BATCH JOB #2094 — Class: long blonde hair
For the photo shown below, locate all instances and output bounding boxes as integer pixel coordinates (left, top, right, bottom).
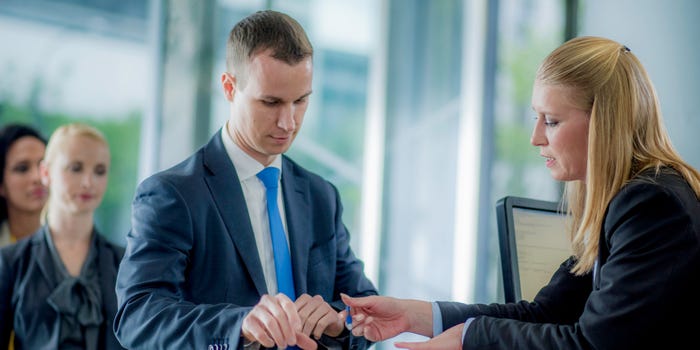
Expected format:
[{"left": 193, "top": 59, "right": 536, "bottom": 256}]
[{"left": 536, "top": 36, "right": 700, "bottom": 274}]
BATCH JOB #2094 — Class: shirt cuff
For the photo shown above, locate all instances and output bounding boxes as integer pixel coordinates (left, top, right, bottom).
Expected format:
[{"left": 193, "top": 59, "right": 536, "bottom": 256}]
[
  {"left": 431, "top": 302, "right": 443, "bottom": 337},
  {"left": 243, "top": 339, "right": 260, "bottom": 350},
  {"left": 461, "top": 317, "right": 475, "bottom": 345}
]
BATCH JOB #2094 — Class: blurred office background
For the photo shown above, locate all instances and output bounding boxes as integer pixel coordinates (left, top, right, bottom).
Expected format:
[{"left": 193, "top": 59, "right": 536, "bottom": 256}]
[{"left": 1, "top": 0, "right": 698, "bottom": 346}]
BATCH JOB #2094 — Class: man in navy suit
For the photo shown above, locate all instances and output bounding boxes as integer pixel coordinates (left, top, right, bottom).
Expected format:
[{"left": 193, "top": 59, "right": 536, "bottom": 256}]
[{"left": 114, "top": 10, "right": 377, "bottom": 350}]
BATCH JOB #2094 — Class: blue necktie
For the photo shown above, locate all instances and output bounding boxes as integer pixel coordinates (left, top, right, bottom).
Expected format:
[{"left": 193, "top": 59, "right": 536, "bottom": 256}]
[{"left": 257, "top": 167, "right": 296, "bottom": 300}]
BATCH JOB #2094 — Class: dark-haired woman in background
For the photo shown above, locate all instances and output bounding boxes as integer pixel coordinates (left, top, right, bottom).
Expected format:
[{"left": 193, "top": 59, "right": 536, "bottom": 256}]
[{"left": 0, "top": 123, "right": 48, "bottom": 247}]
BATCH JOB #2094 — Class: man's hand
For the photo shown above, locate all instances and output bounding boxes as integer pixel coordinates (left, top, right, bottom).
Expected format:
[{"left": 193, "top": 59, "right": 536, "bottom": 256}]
[
  {"left": 241, "top": 294, "right": 317, "bottom": 349},
  {"left": 295, "top": 294, "right": 345, "bottom": 339}
]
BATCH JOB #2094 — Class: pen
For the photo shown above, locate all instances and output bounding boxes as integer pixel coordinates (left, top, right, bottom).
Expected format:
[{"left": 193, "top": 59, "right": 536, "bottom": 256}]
[{"left": 345, "top": 305, "right": 352, "bottom": 330}]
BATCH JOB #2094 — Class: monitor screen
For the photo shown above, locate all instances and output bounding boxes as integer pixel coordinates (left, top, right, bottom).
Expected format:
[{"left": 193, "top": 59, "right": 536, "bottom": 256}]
[{"left": 496, "top": 196, "right": 572, "bottom": 303}]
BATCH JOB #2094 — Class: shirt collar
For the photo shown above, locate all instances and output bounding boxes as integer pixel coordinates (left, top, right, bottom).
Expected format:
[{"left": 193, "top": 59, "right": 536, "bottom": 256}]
[{"left": 220, "top": 122, "right": 282, "bottom": 182}]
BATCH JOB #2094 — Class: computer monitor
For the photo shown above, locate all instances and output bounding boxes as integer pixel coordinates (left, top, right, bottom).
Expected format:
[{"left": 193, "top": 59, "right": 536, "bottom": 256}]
[{"left": 496, "top": 196, "right": 572, "bottom": 303}]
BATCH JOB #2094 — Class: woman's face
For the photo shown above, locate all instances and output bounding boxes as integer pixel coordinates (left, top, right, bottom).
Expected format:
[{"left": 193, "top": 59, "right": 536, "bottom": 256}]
[
  {"left": 0, "top": 136, "right": 48, "bottom": 216},
  {"left": 42, "top": 135, "right": 110, "bottom": 216},
  {"left": 530, "top": 81, "right": 590, "bottom": 182}
]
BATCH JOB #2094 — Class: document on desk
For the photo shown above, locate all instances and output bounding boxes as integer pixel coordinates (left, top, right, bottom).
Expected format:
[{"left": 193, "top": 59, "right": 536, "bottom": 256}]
[{"left": 513, "top": 207, "right": 572, "bottom": 301}]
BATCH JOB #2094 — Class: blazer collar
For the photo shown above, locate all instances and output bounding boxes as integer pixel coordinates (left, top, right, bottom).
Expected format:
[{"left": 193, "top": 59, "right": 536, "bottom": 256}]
[
  {"left": 281, "top": 158, "right": 312, "bottom": 295},
  {"left": 31, "top": 226, "right": 57, "bottom": 287},
  {"left": 31, "top": 226, "right": 108, "bottom": 286},
  {"left": 202, "top": 130, "right": 268, "bottom": 296}
]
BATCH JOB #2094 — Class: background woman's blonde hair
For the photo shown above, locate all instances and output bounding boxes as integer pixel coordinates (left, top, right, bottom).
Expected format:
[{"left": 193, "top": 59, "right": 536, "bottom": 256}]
[
  {"left": 536, "top": 36, "right": 700, "bottom": 274},
  {"left": 41, "top": 123, "right": 109, "bottom": 223},
  {"left": 44, "top": 123, "right": 108, "bottom": 166}
]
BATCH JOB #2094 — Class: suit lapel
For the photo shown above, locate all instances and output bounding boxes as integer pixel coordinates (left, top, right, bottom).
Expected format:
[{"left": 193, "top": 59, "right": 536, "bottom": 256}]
[
  {"left": 95, "top": 232, "right": 118, "bottom": 317},
  {"left": 202, "top": 131, "right": 268, "bottom": 296},
  {"left": 33, "top": 226, "right": 59, "bottom": 288},
  {"left": 281, "top": 157, "right": 312, "bottom": 295}
]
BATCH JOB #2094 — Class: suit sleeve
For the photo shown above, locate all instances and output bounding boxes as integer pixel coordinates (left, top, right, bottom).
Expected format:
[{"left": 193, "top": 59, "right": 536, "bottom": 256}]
[
  {"left": 113, "top": 176, "right": 250, "bottom": 349},
  {"left": 438, "top": 256, "right": 591, "bottom": 328},
  {"left": 445, "top": 180, "right": 699, "bottom": 349}
]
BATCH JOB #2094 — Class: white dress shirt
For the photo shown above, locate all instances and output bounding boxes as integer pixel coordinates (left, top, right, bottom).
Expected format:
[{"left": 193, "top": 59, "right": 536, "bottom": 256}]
[{"left": 221, "top": 123, "right": 290, "bottom": 295}]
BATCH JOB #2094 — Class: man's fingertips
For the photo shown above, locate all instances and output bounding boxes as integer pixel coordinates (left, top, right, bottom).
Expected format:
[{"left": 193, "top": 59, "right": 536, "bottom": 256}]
[{"left": 352, "top": 326, "right": 363, "bottom": 337}]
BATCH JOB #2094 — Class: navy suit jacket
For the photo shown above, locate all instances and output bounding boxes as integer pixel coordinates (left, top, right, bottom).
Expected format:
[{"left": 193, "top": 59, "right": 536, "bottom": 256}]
[
  {"left": 0, "top": 226, "right": 125, "bottom": 350},
  {"left": 114, "top": 130, "right": 377, "bottom": 349},
  {"left": 438, "top": 168, "right": 700, "bottom": 349}
]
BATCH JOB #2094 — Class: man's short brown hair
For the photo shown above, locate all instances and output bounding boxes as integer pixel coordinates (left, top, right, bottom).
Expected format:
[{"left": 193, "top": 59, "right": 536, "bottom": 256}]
[{"left": 226, "top": 10, "right": 313, "bottom": 85}]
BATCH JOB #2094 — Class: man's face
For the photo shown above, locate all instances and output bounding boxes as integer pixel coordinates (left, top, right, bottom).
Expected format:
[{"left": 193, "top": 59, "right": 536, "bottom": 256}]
[{"left": 223, "top": 50, "right": 313, "bottom": 166}]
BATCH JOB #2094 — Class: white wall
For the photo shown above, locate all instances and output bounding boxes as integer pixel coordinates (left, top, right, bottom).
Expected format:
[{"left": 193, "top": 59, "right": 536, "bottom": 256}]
[{"left": 579, "top": 0, "right": 700, "bottom": 167}]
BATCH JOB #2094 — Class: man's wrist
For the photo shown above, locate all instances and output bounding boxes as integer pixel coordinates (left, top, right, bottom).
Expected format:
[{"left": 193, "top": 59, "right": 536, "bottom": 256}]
[
  {"left": 318, "top": 330, "right": 351, "bottom": 350},
  {"left": 242, "top": 338, "right": 261, "bottom": 350}
]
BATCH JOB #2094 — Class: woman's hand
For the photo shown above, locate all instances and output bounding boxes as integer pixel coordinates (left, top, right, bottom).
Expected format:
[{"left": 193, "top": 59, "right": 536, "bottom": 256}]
[{"left": 394, "top": 323, "right": 464, "bottom": 350}]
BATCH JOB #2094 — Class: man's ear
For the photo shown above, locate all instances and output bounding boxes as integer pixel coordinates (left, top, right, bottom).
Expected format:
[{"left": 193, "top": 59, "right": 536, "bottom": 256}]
[
  {"left": 221, "top": 72, "right": 236, "bottom": 102},
  {"left": 39, "top": 160, "right": 50, "bottom": 187}
]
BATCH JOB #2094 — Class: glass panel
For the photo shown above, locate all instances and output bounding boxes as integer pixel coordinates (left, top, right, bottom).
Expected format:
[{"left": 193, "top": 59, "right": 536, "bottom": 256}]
[
  {"left": 493, "top": 0, "right": 565, "bottom": 202},
  {"left": 579, "top": 0, "right": 700, "bottom": 168},
  {"left": 379, "top": 0, "right": 463, "bottom": 346},
  {"left": 382, "top": 0, "right": 463, "bottom": 303},
  {"left": 0, "top": 0, "right": 149, "bottom": 244},
  {"left": 486, "top": 0, "right": 566, "bottom": 301}
]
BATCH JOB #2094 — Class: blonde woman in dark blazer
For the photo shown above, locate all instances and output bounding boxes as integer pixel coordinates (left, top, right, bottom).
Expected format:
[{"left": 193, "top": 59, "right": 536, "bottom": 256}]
[
  {"left": 343, "top": 36, "right": 700, "bottom": 349},
  {"left": 0, "top": 123, "right": 125, "bottom": 350}
]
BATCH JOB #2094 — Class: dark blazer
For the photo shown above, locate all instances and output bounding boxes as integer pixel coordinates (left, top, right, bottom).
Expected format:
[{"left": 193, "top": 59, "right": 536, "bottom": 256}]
[
  {"left": 114, "top": 130, "right": 377, "bottom": 349},
  {"left": 439, "top": 167, "right": 700, "bottom": 349},
  {"left": 0, "top": 226, "right": 125, "bottom": 350}
]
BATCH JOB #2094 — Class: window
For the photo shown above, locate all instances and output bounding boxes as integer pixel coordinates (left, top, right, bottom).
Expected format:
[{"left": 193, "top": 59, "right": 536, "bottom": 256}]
[{"left": 0, "top": 0, "right": 150, "bottom": 244}]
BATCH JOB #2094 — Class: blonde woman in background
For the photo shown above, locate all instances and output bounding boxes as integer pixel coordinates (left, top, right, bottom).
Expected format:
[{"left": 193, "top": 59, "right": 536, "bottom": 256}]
[
  {"left": 0, "top": 124, "right": 48, "bottom": 246},
  {"left": 0, "top": 123, "right": 125, "bottom": 350}
]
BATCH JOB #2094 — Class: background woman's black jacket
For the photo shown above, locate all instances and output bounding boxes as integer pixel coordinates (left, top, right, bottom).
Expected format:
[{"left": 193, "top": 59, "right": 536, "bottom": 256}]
[{"left": 0, "top": 226, "right": 125, "bottom": 350}]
